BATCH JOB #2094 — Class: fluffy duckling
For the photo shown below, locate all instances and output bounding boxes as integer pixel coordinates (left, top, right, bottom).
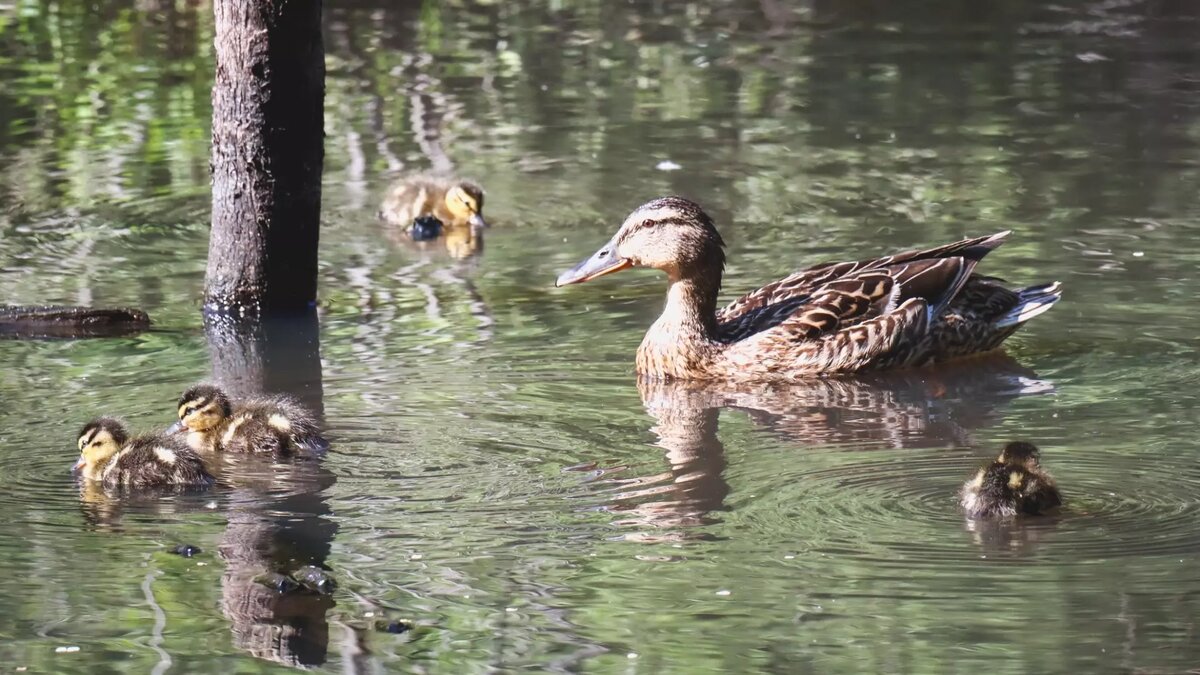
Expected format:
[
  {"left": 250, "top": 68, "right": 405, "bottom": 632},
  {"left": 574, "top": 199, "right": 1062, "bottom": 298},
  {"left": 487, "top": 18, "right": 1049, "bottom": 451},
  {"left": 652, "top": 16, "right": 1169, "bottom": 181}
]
[
  {"left": 960, "top": 442, "right": 1062, "bottom": 518},
  {"left": 378, "top": 174, "right": 488, "bottom": 230},
  {"left": 75, "top": 417, "right": 214, "bottom": 489},
  {"left": 174, "top": 384, "right": 328, "bottom": 456}
]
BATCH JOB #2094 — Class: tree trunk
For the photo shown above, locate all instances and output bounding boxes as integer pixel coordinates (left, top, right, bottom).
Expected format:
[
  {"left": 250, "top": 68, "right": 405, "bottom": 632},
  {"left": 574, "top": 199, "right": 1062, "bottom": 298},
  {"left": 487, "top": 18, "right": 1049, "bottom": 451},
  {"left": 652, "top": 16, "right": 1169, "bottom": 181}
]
[{"left": 207, "top": 0, "right": 325, "bottom": 315}]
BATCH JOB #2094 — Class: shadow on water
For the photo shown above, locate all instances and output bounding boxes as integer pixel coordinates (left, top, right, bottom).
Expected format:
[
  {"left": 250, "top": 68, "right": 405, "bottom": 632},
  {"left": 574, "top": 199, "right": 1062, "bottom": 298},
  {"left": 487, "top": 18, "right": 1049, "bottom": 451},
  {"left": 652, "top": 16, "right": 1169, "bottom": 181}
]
[
  {"left": 203, "top": 310, "right": 337, "bottom": 668},
  {"left": 593, "top": 354, "right": 1053, "bottom": 543}
]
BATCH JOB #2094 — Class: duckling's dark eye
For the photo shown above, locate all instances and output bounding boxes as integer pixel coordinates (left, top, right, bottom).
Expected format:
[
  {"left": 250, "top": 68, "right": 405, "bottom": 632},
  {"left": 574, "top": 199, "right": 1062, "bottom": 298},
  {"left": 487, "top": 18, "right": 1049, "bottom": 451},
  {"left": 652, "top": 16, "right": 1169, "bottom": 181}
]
[
  {"left": 184, "top": 406, "right": 197, "bottom": 416},
  {"left": 642, "top": 219, "right": 658, "bottom": 228}
]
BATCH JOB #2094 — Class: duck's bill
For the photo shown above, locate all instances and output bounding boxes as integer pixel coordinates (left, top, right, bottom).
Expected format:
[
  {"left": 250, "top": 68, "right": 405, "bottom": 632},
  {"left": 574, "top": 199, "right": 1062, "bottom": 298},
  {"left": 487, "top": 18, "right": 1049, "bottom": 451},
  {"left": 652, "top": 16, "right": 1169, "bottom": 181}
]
[
  {"left": 71, "top": 456, "right": 85, "bottom": 473},
  {"left": 468, "top": 212, "right": 489, "bottom": 229},
  {"left": 166, "top": 420, "right": 185, "bottom": 435},
  {"left": 555, "top": 243, "right": 632, "bottom": 287}
]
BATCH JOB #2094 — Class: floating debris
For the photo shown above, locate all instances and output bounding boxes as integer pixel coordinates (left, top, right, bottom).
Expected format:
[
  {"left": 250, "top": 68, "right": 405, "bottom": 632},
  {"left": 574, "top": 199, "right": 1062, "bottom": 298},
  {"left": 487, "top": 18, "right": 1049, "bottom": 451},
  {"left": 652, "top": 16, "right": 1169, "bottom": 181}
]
[
  {"left": 54, "top": 646, "right": 80, "bottom": 654},
  {"left": 410, "top": 215, "right": 444, "bottom": 241},
  {"left": 169, "top": 544, "right": 202, "bottom": 557},
  {"left": 254, "top": 573, "right": 301, "bottom": 594},
  {"left": 375, "top": 619, "right": 414, "bottom": 634},
  {"left": 655, "top": 160, "right": 682, "bottom": 171},
  {"left": 293, "top": 565, "right": 337, "bottom": 595}
]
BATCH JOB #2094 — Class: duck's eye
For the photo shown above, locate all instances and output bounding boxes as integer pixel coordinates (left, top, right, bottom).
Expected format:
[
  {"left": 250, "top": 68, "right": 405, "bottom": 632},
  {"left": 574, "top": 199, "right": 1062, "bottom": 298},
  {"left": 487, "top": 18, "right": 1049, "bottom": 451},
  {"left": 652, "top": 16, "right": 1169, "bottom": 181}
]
[
  {"left": 184, "top": 406, "right": 197, "bottom": 416},
  {"left": 642, "top": 219, "right": 658, "bottom": 228}
]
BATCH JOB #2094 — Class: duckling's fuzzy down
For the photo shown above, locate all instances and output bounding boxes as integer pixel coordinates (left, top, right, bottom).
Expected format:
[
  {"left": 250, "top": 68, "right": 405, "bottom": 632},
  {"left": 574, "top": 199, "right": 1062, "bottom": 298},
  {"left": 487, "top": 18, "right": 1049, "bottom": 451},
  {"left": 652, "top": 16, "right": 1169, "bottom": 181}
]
[
  {"left": 378, "top": 174, "right": 487, "bottom": 230},
  {"left": 76, "top": 418, "right": 213, "bottom": 490},
  {"left": 177, "top": 384, "right": 328, "bottom": 456},
  {"left": 960, "top": 442, "right": 1062, "bottom": 518},
  {"left": 101, "top": 436, "right": 215, "bottom": 489}
]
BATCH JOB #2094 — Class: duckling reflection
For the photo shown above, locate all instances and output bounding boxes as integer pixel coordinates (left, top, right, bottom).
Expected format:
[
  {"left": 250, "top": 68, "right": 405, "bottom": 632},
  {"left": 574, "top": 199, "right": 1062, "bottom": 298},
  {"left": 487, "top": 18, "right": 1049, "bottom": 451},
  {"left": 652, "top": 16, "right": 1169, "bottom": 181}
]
[
  {"left": 592, "top": 355, "right": 1052, "bottom": 542},
  {"left": 383, "top": 214, "right": 486, "bottom": 260}
]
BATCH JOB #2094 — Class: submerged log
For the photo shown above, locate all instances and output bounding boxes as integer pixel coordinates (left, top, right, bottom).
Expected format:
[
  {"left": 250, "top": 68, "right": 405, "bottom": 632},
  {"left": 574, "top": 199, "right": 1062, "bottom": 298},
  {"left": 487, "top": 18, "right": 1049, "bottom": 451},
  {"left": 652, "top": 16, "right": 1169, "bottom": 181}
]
[
  {"left": 206, "top": 0, "right": 325, "bottom": 315},
  {"left": 0, "top": 304, "right": 150, "bottom": 338}
]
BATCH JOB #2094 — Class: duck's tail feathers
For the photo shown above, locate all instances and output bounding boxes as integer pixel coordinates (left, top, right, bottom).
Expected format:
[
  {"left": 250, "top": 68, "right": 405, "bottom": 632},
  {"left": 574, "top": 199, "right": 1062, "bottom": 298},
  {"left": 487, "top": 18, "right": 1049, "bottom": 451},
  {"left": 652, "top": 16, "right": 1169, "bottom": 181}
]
[
  {"left": 957, "top": 230, "right": 1012, "bottom": 262},
  {"left": 994, "top": 282, "right": 1062, "bottom": 328}
]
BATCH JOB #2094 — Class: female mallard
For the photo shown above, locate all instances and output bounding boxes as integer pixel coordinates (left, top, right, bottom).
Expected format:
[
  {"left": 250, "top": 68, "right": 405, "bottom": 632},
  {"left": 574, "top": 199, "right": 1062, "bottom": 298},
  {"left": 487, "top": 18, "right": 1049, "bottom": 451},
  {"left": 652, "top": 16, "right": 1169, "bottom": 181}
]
[
  {"left": 960, "top": 442, "right": 1062, "bottom": 518},
  {"left": 378, "top": 174, "right": 488, "bottom": 230},
  {"left": 556, "top": 196, "right": 1061, "bottom": 380},
  {"left": 75, "top": 417, "right": 214, "bottom": 489},
  {"left": 173, "top": 384, "right": 328, "bottom": 456}
]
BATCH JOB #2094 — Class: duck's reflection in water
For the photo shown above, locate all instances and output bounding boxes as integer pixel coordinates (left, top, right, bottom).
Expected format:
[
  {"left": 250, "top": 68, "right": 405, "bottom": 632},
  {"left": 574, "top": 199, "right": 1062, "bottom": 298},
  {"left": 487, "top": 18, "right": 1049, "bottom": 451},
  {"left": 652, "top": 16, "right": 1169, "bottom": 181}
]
[
  {"left": 595, "top": 354, "right": 1053, "bottom": 542},
  {"left": 204, "top": 311, "right": 338, "bottom": 668},
  {"left": 599, "top": 388, "right": 730, "bottom": 542}
]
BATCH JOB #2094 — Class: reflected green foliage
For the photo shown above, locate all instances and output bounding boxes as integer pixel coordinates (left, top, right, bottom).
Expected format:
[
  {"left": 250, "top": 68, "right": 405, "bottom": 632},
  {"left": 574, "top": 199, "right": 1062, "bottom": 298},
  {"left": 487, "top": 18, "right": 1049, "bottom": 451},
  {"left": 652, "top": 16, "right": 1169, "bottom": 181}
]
[{"left": 1, "top": 0, "right": 1200, "bottom": 672}]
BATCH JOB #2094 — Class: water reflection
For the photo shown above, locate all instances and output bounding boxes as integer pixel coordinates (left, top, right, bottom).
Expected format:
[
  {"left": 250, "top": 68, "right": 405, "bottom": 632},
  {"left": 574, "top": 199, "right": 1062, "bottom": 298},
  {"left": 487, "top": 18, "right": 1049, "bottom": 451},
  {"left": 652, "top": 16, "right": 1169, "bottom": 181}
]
[
  {"left": 383, "top": 220, "right": 485, "bottom": 260},
  {"left": 963, "top": 513, "right": 1064, "bottom": 558},
  {"left": 598, "top": 355, "right": 1052, "bottom": 541},
  {"left": 203, "top": 311, "right": 336, "bottom": 668},
  {"left": 597, "top": 380, "right": 730, "bottom": 542}
]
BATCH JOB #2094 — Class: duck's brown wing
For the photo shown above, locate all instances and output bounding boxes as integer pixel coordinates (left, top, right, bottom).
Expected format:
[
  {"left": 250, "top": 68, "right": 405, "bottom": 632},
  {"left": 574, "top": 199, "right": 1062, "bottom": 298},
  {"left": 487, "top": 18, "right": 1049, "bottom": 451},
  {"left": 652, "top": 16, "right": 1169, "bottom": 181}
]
[
  {"left": 718, "top": 233, "right": 1012, "bottom": 375},
  {"left": 724, "top": 296, "right": 933, "bottom": 375},
  {"left": 717, "top": 232, "right": 1010, "bottom": 342}
]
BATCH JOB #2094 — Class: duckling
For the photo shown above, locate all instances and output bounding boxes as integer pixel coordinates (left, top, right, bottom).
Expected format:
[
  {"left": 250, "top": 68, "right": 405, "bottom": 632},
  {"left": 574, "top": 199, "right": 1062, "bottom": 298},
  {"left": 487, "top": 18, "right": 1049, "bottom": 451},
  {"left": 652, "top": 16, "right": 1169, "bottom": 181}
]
[
  {"left": 378, "top": 174, "right": 488, "bottom": 230},
  {"left": 74, "top": 417, "right": 214, "bottom": 490},
  {"left": 174, "top": 384, "right": 328, "bottom": 456},
  {"left": 960, "top": 441, "right": 1062, "bottom": 518}
]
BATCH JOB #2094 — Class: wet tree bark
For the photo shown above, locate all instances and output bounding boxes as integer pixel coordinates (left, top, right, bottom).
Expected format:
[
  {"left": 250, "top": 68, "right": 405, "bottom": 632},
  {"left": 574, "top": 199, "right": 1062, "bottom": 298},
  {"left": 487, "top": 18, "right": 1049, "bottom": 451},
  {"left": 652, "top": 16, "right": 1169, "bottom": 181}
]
[{"left": 207, "top": 0, "right": 325, "bottom": 315}]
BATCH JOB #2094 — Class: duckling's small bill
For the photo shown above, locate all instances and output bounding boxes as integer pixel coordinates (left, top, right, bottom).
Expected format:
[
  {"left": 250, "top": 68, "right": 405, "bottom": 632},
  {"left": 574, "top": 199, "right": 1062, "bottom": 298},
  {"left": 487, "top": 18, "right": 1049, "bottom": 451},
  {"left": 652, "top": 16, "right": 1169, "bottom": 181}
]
[{"left": 556, "top": 238, "right": 632, "bottom": 287}]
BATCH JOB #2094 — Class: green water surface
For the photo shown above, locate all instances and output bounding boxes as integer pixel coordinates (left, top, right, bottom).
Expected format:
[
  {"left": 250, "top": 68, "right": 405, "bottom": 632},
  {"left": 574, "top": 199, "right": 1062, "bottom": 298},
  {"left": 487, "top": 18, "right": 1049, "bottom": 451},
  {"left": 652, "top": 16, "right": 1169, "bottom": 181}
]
[{"left": 1, "top": 1, "right": 1199, "bottom": 672}]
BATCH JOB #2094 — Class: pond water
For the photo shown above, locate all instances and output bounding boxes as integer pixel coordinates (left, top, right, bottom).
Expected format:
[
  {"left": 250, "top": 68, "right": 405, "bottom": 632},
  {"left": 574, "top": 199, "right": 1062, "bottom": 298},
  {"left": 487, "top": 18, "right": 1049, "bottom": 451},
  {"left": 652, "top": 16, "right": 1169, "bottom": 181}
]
[{"left": 1, "top": 0, "right": 1199, "bottom": 672}]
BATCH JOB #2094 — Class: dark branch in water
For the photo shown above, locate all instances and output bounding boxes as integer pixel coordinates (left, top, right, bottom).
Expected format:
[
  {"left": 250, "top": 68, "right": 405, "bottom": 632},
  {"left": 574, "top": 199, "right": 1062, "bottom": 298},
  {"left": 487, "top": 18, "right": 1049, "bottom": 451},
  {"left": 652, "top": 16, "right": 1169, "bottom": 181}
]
[{"left": 0, "top": 305, "right": 150, "bottom": 338}]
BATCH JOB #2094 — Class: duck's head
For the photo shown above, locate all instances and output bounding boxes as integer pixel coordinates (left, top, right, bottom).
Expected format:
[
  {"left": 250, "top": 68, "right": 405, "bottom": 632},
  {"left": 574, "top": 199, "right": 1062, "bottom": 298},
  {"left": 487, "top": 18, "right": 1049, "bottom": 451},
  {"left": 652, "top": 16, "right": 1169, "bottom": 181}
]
[
  {"left": 75, "top": 417, "right": 129, "bottom": 480},
  {"left": 996, "top": 441, "right": 1042, "bottom": 470},
  {"left": 174, "top": 384, "right": 232, "bottom": 433},
  {"left": 443, "top": 182, "right": 487, "bottom": 229},
  {"left": 556, "top": 196, "right": 726, "bottom": 286}
]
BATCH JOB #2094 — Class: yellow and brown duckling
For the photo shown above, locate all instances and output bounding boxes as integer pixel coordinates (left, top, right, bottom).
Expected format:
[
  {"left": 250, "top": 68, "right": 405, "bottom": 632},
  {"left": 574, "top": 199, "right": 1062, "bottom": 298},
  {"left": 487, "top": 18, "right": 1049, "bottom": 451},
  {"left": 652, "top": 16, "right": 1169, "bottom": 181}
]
[
  {"left": 960, "top": 442, "right": 1062, "bottom": 518},
  {"left": 74, "top": 417, "right": 214, "bottom": 490},
  {"left": 173, "top": 384, "right": 328, "bottom": 456},
  {"left": 556, "top": 196, "right": 1062, "bottom": 380},
  {"left": 378, "top": 174, "right": 488, "bottom": 231}
]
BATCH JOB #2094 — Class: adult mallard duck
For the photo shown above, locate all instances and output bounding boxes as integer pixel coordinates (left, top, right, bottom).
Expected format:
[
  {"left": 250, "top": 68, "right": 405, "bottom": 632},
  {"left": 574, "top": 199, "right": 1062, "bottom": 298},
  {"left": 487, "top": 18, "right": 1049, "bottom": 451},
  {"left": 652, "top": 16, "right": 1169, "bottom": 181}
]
[
  {"left": 556, "top": 196, "right": 1061, "bottom": 380},
  {"left": 378, "top": 174, "right": 488, "bottom": 230},
  {"left": 960, "top": 441, "right": 1062, "bottom": 518},
  {"left": 74, "top": 417, "right": 214, "bottom": 489},
  {"left": 172, "top": 384, "right": 328, "bottom": 456}
]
